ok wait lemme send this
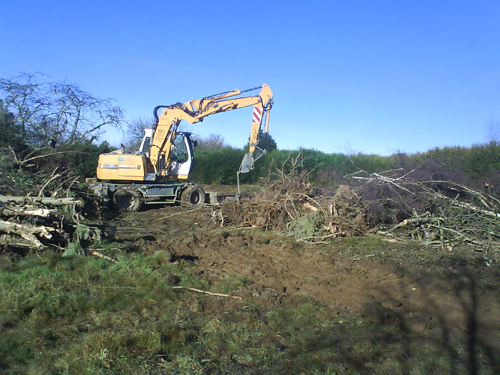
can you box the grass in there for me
[0,240,497,374]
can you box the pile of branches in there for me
[215,154,367,242]
[350,168,500,253]
[216,159,500,254]
[0,143,105,256]
[0,195,102,255]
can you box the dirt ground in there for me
[107,203,500,366]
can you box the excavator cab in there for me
[166,132,196,180]
[136,128,196,180]
[137,128,196,180]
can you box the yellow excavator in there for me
[87,84,274,211]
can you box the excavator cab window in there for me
[138,129,154,155]
[140,136,151,154]
[171,135,188,163]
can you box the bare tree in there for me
[122,117,155,150]
[0,73,124,148]
[486,119,500,145]
[123,119,222,152]
[193,133,230,151]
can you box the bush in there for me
[191,148,247,184]
[60,141,114,178]
[0,101,30,155]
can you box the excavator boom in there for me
[149,84,273,176]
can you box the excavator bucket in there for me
[239,153,255,174]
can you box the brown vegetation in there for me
[213,155,500,260]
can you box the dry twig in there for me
[172,286,242,299]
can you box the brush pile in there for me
[0,195,100,254]
[350,168,500,253]
[215,155,367,242]
[216,158,500,254]
[0,147,103,254]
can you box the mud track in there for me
[109,205,500,353]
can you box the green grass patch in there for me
[0,246,495,374]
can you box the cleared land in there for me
[1,182,500,374]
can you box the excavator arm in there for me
[149,84,273,176]
[95,84,273,183]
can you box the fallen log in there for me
[0,220,56,248]
[0,234,38,248]
[89,250,117,263]
[0,206,57,218]
[172,286,243,299]
[0,196,83,206]
[0,220,54,238]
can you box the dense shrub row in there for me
[191,142,500,195]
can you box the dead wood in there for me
[350,168,500,254]
[0,220,55,248]
[0,234,41,248]
[37,170,62,197]
[17,149,81,169]
[172,286,243,299]
[0,220,54,237]
[0,196,83,206]
[0,206,56,217]
[0,194,99,254]
[215,154,367,241]
[216,161,500,255]
[89,250,117,263]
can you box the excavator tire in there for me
[113,187,142,212]
[181,185,206,205]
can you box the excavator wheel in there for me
[113,187,142,212]
[181,185,206,205]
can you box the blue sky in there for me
[1,0,500,155]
